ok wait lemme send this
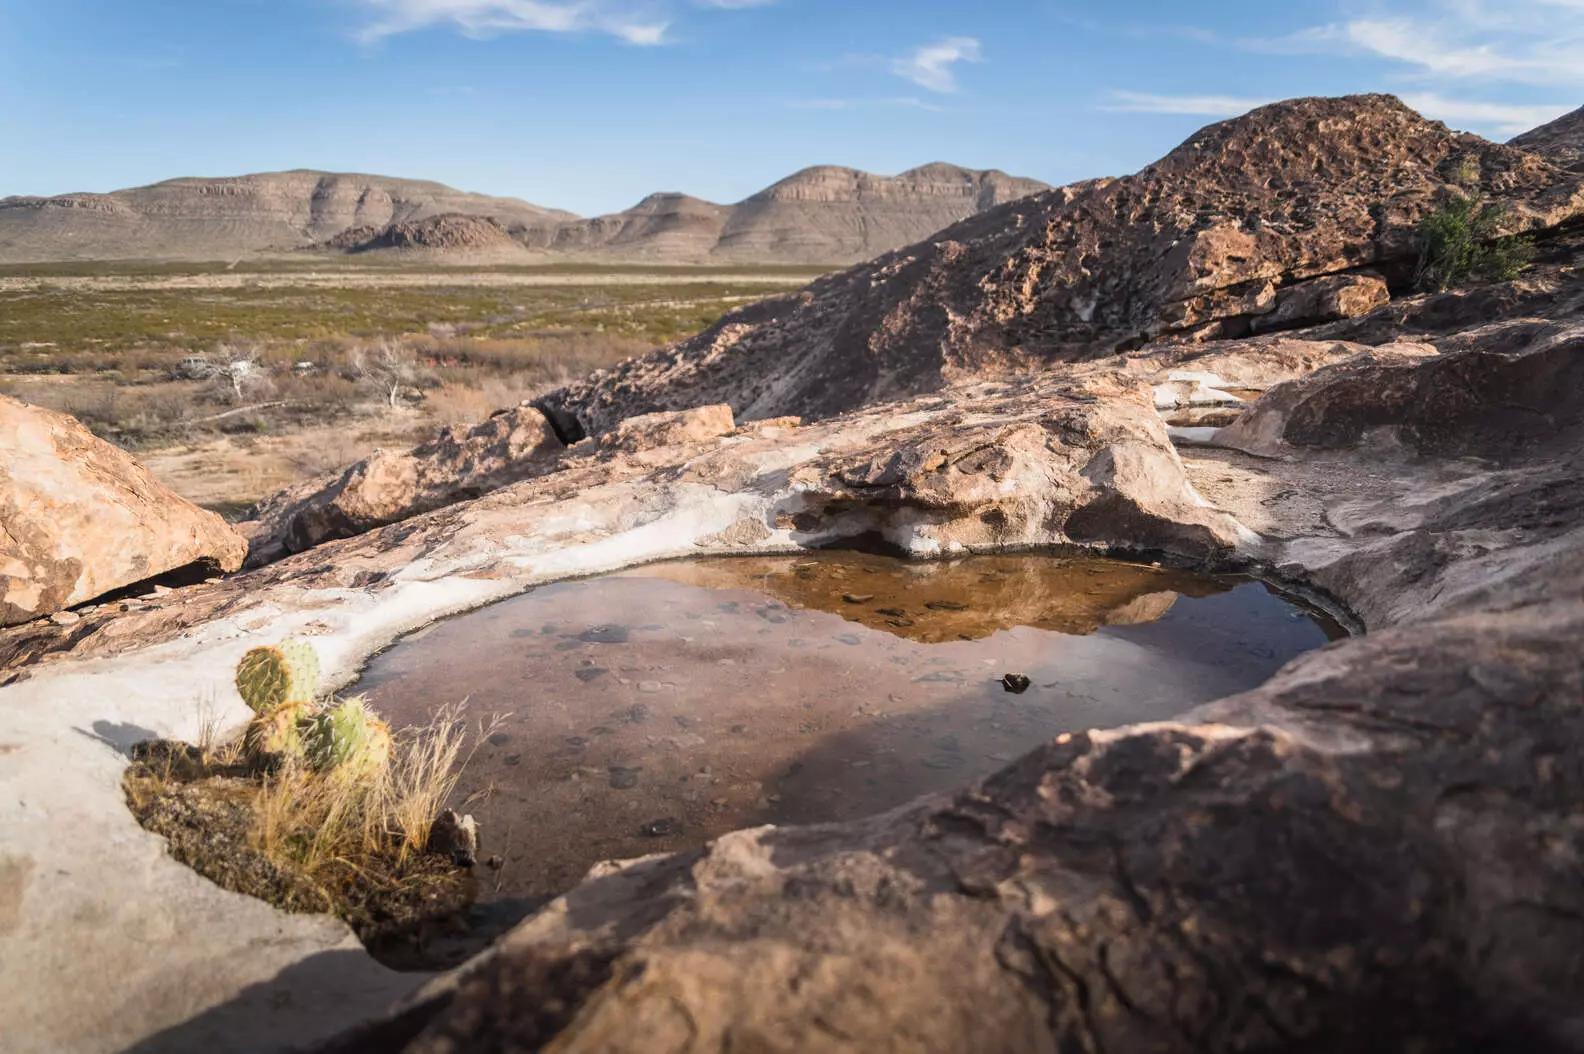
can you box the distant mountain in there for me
[0,170,574,264]
[0,164,1050,265]
[1510,106,1584,172]
[508,164,1052,264]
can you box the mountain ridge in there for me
[0,163,1050,265]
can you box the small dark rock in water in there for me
[564,735,590,748]
[674,715,696,729]
[639,818,682,838]
[574,667,608,683]
[503,753,522,767]
[729,724,748,734]
[509,628,535,639]
[757,608,788,624]
[554,641,582,651]
[485,855,504,870]
[427,809,480,867]
[1002,673,1032,694]
[876,607,907,618]
[609,766,641,790]
[716,601,740,614]
[842,593,875,604]
[926,600,970,612]
[487,731,511,747]
[620,703,650,725]
[579,624,630,644]
[835,634,862,646]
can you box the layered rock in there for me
[540,94,1584,435]
[0,394,246,627]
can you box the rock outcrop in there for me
[0,394,246,627]
[319,213,523,255]
[540,94,1584,436]
[1512,105,1584,173]
[242,403,564,566]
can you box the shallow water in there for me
[354,551,1341,923]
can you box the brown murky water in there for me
[354,552,1342,932]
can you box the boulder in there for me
[600,404,735,455]
[1250,273,1391,333]
[242,403,563,566]
[0,395,246,627]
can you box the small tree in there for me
[349,338,420,409]
[1415,195,1533,292]
[206,341,274,404]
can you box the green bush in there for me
[1415,195,1533,292]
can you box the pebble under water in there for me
[353,551,1343,938]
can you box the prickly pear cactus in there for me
[235,640,320,714]
[304,696,393,778]
[243,701,308,767]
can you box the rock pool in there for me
[352,551,1342,935]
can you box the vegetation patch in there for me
[1415,194,1534,291]
[122,641,495,969]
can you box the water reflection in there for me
[354,553,1340,924]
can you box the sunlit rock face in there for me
[0,394,246,627]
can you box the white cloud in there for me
[1100,91,1274,117]
[354,0,670,45]
[1399,92,1574,133]
[890,36,982,94]
[1243,0,1584,87]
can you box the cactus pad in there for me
[304,697,393,778]
[243,701,308,767]
[235,640,320,713]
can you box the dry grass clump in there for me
[124,700,496,965]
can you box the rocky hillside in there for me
[539,94,1584,436]
[1510,105,1584,172]
[0,163,1048,265]
[320,213,523,255]
[0,170,574,263]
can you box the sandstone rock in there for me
[600,404,735,455]
[1251,273,1390,333]
[0,395,246,627]
[242,404,563,566]
[540,95,1584,435]
[1214,318,1582,458]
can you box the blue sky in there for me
[1,0,1580,216]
